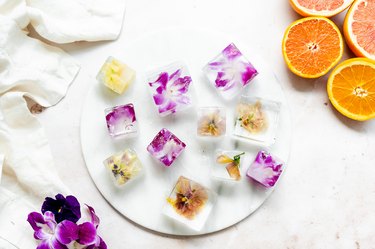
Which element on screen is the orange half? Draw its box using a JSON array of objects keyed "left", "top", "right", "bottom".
[
  {"left": 282, "top": 17, "right": 344, "bottom": 78},
  {"left": 327, "top": 58, "right": 375, "bottom": 121},
  {"left": 290, "top": 0, "right": 355, "bottom": 17},
  {"left": 344, "top": 0, "right": 375, "bottom": 60}
]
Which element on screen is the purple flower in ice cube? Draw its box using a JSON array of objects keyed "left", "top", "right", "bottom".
[
  {"left": 149, "top": 69, "right": 192, "bottom": 115},
  {"left": 27, "top": 211, "right": 79, "bottom": 249},
  {"left": 208, "top": 43, "right": 258, "bottom": 91},
  {"left": 41, "top": 194, "right": 81, "bottom": 223},
  {"left": 147, "top": 128, "right": 186, "bottom": 167},
  {"left": 105, "top": 104, "right": 137, "bottom": 137},
  {"left": 246, "top": 151, "right": 283, "bottom": 188}
]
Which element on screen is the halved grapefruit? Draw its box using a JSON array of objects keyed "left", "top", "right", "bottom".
[
  {"left": 344, "top": 0, "right": 375, "bottom": 60},
  {"left": 290, "top": 0, "right": 355, "bottom": 17}
]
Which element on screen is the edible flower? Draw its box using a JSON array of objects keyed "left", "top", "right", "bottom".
[
  {"left": 208, "top": 43, "right": 258, "bottom": 91},
  {"left": 149, "top": 69, "right": 192, "bottom": 115},
  {"left": 42, "top": 194, "right": 81, "bottom": 223},
  {"left": 27, "top": 211, "right": 79, "bottom": 249},
  {"left": 216, "top": 152, "right": 245, "bottom": 180},
  {"left": 197, "top": 110, "right": 226, "bottom": 136},
  {"left": 28, "top": 194, "right": 106, "bottom": 249},
  {"left": 237, "top": 101, "right": 267, "bottom": 133},
  {"left": 167, "top": 176, "right": 208, "bottom": 219}
]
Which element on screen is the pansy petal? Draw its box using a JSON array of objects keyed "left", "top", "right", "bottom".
[
  {"left": 51, "top": 237, "right": 69, "bottom": 249},
  {"left": 36, "top": 240, "right": 50, "bottom": 249},
  {"left": 154, "top": 72, "right": 168, "bottom": 88},
  {"left": 34, "top": 228, "right": 49, "bottom": 240},
  {"left": 78, "top": 222, "right": 97, "bottom": 245},
  {"left": 170, "top": 76, "right": 191, "bottom": 94},
  {"left": 55, "top": 220, "right": 79, "bottom": 245},
  {"left": 174, "top": 95, "right": 190, "bottom": 105},
  {"left": 97, "top": 237, "right": 107, "bottom": 249},
  {"left": 159, "top": 100, "right": 176, "bottom": 114},
  {"left": 27, "top": 212, "right": 45, "bottom": 231},
  {"left": 153, "top": 93, "right": 165, "bottom": 105},
  {"left": 241, "top": 65, "right": 258, "bottom": 85},
  {"left": 222, "top": 43, "right": 241, "bottom": 60},
  {"left": 169, "top": 69, "right": 181, "bottom": 81},
  {"left": 86, "top": 205, "right": 100, "bottom": 228},
  {"left": 65, "top": 195, "right": 81, "bottom": 222},
  {"left": 43, "top": 211, "right": 57, "bottom": 231}
]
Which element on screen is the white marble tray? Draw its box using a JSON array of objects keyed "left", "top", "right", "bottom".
[{"left": 80, "top": 29, "right": 291, "bottom": 235}]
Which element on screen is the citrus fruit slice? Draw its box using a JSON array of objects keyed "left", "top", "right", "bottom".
[
  {"left": 282, "top": 17, "right": 344, "bottom": 78},
  {"left": 327, "top": 58, "right": 375, "bottom": 121},
  {"left": 289, "top": 0, "right": 355, "bottom": 17},
  {"left": 344, "top": 0, "right": 375, "bottom": 60}
]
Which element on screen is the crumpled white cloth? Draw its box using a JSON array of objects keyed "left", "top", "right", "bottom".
[
  {"left": 0, "top": 17, "right": 79, "bottom": 248},
  {"left": 27, "top": 0, "right": 126, "bottom": 43},
  {"left": 0, "top": 1, "right": 125, "bottom": 248}
]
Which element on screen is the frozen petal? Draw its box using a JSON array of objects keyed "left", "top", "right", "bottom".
[
  {"left": 158, "top": 100, "right": 176, "bottom": 114},
  {"left": 55, "top": 220, "right": 79, "bottom": 245},
  {"left": 174, "top": 95, "right": 190, "bottom": 105},
  {"left": 77, "top": 222, "right": 97, "bottom": 245},
  {"left": 222, "top": 43, "right": 241, "bottom": 60},
  {"left": 169, "top": 69, "right": 181, "bottom": 81},
  {"left": 241, "top": 65, "right": 258, "bottom": 86},
  {"left": 153, "top": 93, "right": 165, "bottom": 105},
  {"left": 170, "top": 76, "right": 191, "bottom": 94},
  {"left": 154, "top": 72, "right": 168, "bottom": 88}
]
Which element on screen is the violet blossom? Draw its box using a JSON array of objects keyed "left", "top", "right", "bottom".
[
  {"left": 42, "top": 194, "right": 81, "bottom": 223},
  {"left": 148, "top": 67, "right": 192, "bottom": 116},
  {"left": 28, "top": 194, "right": 106, "bottom": 249}
]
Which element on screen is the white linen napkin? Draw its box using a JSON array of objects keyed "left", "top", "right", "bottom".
[
  {"left": 27, "top": 0, "right": 126, "bottom": 43},
  {"left": 0, "top": 16, "right": 79, "bottom": 248},
  {"left": 0, "top": 0, "right": 126, "bottom": 247}
]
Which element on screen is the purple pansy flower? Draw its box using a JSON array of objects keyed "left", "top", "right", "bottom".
[
  {"left": 42, "top": 194, "right": 81, "bottom": 223},
  {"left": 148, "top": 65, "right": 192, "bottom": 116},
  {"left": 203, "top": 43, "right": 258, "bottom": 100},
  {"left": 246, "top": 151, "right": 283, "bottom": 188},
  {"left": 76, "top": 205, "right": 106, "bottom": 249},
  {"left": 28, "top": 194, "right": 107, "bottom": 249},
  {"left": 27, "top": 211, "right": 78, "bottom": 249},
  {"left": 147, "top": 128, "right": 186, "bottom": 167}
]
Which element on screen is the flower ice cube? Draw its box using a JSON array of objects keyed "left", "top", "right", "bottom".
[
  {"left": 233, "top": 95, "right": 281, "bottom": 146},
  {"left": 147, "top": 62, "right": 193, "bottom": 117},
  {"left": 212, "top": 150, "right": 245, "bottom": 181},
  {"left": 97, "top": 56, "right": 135, "bottom": 94},
  {"left": 203, "top": 43, "right": 258, "bottom": 100},
  {"left": 197, "top": 107, "right": 226, "bottom": 137},
  {"left": 147, "top": 128, "right": 186, "bottom": 167},
  {"left": 163, "top": 176, "right": 217, "bottom": 231},
  {"left": 105, "top": 103, "right": 137, "bottom": 138},
  {"left": 103, "top": 149, "right": 143, "bottom": 187},
  {"left": 246, "top": 151, "right": 283, "bottom": 188}
]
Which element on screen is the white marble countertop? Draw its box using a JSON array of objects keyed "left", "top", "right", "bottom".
[{"left": 37, "top": 0, "right": 375, "bottom": 248}]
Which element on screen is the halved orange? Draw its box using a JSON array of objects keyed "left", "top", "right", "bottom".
[
  {"left": 344, "top": 0, "right": 375, "bottom": 60},
  {"left": 327, "top": 58, "right": 375, "bottom": 121},
  {"left": 282, "top": 17, "right": 344, "bottom": 78},
  {"left": 289, "top": 0, "right": 355, "bottom": 17}
]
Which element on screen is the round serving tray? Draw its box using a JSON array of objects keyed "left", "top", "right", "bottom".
[{"left": 81, "top": 28, "right": 291, "bottom": 235}]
